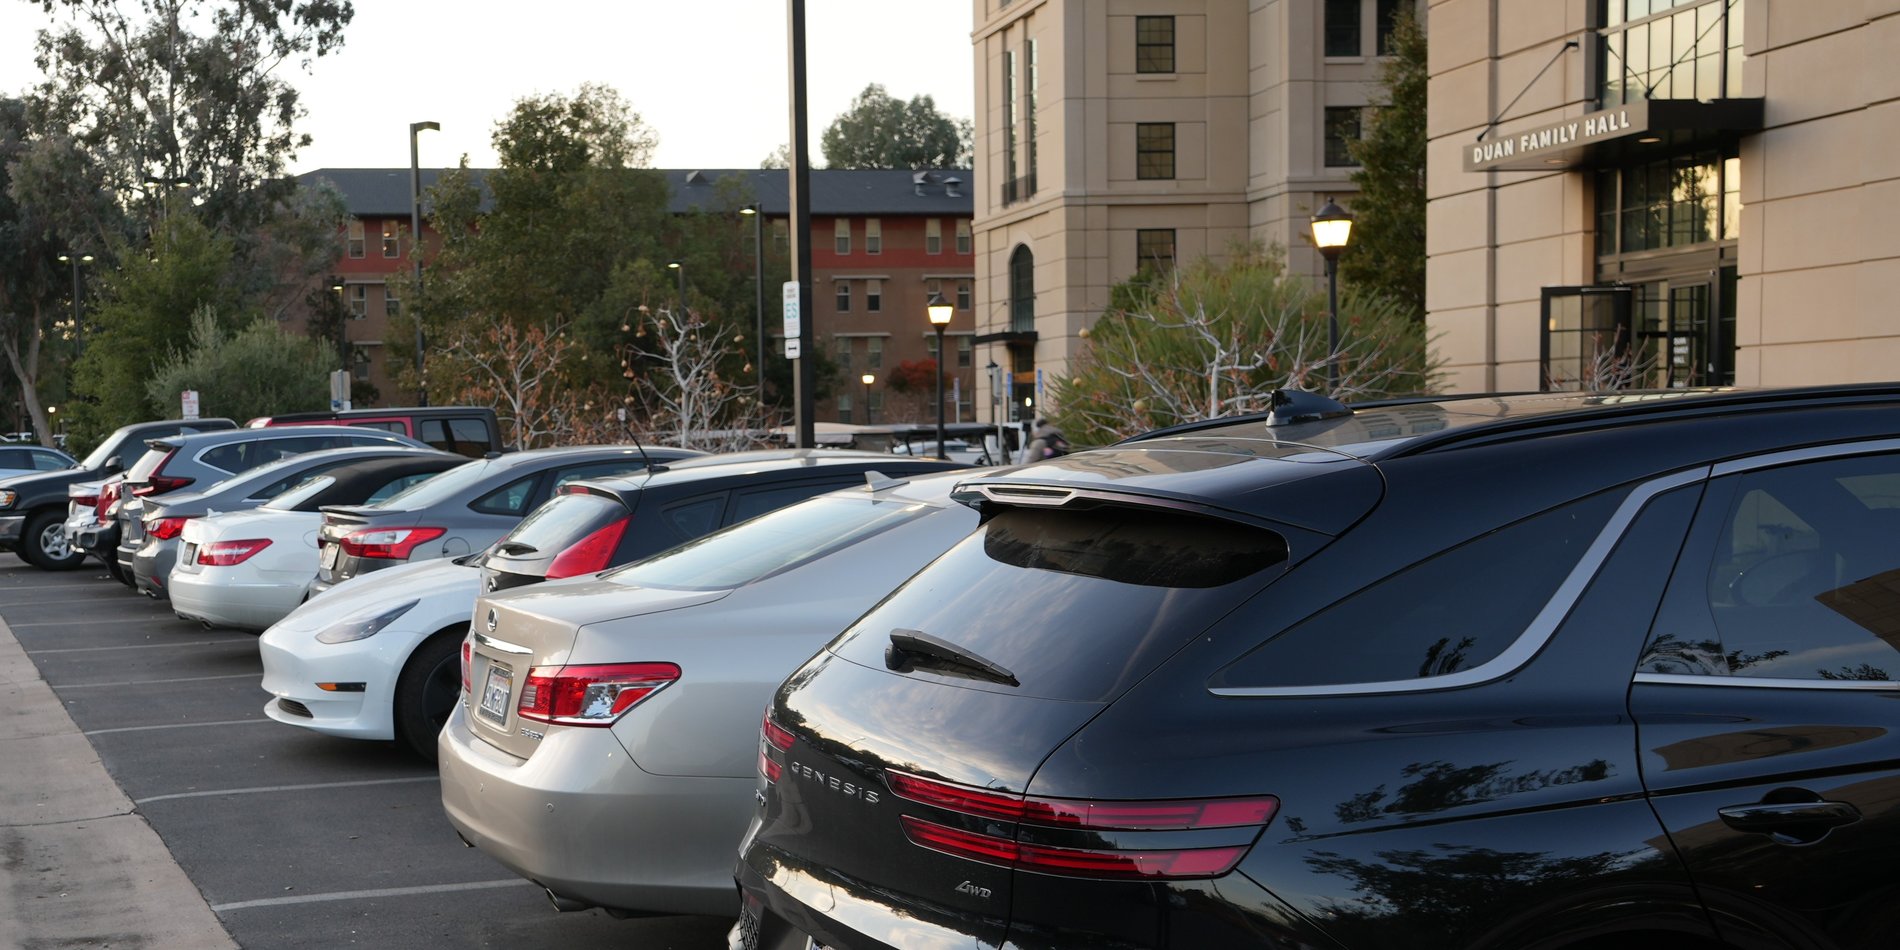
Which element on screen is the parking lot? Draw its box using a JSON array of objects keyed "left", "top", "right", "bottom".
[{"left": 0, "top": 552, "right": 732, "bottom": 949}]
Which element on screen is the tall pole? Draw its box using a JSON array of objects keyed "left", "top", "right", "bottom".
[
  {"left": 409, "top": 121, "right": 439, "bottom": 407},
  {"left": 933, "top": 324, "right": 948, "bottom": 459},
  {"left": 751, "top": 207, "right": 765, "bottom": 395},
  {"left": 674, "top": 262, "right": 688, "bottom": 315},
  {"left": 1325, "top": 256, "right": 1339, "bottom": 392},
  {"left": 787, "top": 0, "right": 816, "bottom": 448}
]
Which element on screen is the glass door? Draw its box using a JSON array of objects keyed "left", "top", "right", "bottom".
[{"left": 1540, "top": 285, "right": 1634, "bottom": 391}]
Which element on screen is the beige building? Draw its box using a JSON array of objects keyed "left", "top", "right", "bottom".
[
  {"left": 1429, "top": 0, "right": 1899, "bottom": 392},
  {"left": 969, "top": 0, "right": 1411, "bottom": 421}
]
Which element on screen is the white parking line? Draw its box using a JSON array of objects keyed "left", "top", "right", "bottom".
[
  {"left": 30, "top": 639, "right": 252, "bottom": 654},
  {"left": 0, "top": 596, "right": 163, "bottom": 607},
  {"left": 9, "top": 617, "right": 170, "bottom": 628},
  {"left": 210, "top": 879, "right": 528, "bottom": 912},
  {"left": 136, "top": 776, "right": 438, "bottom": 804},
  {"left": 84, "top": 718, "right": 269, "bottom": 736},
  {"left": 59, "top": 673, "right": 261, "bottom": 689}
]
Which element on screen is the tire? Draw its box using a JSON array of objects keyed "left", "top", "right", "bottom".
[
  {"left": 393, "top": 630, "right": 464, "bottom": 761},
  {"left": 20, "top": 510, "right": 84, "bottom": 571}
]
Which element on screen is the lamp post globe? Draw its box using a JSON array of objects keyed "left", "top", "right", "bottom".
[
  {"left": 926, "top": 293, "right": 954, "bottom": 459},
  {"left": 1310, "top": 197, "right": 1355, "bottom": 392}
]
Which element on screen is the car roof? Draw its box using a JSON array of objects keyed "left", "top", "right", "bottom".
[
  {"left": 569, "top": 448, "right": 966, "bottom": 493},
  {"left": 465, "top": 444, "right": 704, "bottom": 470},
  {"left": 145, "top": 425, "right": 421, "bottom": 451}
]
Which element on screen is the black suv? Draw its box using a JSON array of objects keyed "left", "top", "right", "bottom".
[{"left": 738, "top": 386, "right": 1900, "bottom": 950}]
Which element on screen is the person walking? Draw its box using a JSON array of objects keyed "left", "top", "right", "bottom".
[{"left": 1020, "top": 418, "right": 1070, "bottom": 463}]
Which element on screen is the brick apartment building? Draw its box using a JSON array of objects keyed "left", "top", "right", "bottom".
[{"left": 295, "top": 167, "right": 977, "bottom": 425}]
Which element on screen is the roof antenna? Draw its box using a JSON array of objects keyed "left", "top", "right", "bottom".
[{"left": 619, "top": 405, "right": 668, "bottom": 475}]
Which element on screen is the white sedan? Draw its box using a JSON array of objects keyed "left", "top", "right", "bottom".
[
  {"left": 169, "top": 454, "right": 463, "bottom": 631},
  {"left": 258, "top": 555, "right": 481, "bottom": 754}
]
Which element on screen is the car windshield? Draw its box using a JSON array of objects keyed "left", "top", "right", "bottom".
[
  {"left": 262, "top": 475, "right": 335, "bottom": 511},
  {"left": 371, "top": 456, "right": 498, "bottom": 509},
  {"left": 603, "top": 494, "right": 937, "bottom": 591}
]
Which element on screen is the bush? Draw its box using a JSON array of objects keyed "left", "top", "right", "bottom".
[{"left": 144, "top": 308, "right": 334, "bottom": 422}]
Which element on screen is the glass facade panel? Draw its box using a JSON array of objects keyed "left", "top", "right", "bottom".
[{"left": 1599, "top": 0, "right": 1743, "bottom": 105}]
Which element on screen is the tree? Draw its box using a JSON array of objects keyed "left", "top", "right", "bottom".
[
  {"left": 143, "top": 308, "right": 332, "bottom": 423},
  {"left": 820, "top": 84, "right": 972, "bottom": 169},
  {"left": 626, "top": 302, "right": 775, "bottom": 452},
  {"left": 24, "top": 0, "right": 355, "bottom": 240},
  {"left": 1049, "top": 245, "right": 1439, "bottom": 446},
  {"left": 1342, "top": 4, "right": 1427, "bottom": 317},
  {"left": 760, "top": 144, "right": 791, "bottom": 169},
  {"left": 437, "top": 320, "right": 601, "bottom": 451}
]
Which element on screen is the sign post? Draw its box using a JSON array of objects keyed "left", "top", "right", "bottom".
[{"left": 180, "top": 390, "right": 200, "bottom": 421}]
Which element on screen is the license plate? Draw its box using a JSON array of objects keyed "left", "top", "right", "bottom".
[
  {"left": 320, "top": 542, "right": 340, "bottom": 571},
  {"left": 128, "top": 520, "right": 144, "bottom": 541},
  {"left": 180, "top": 542, "right": 196, "bottom": 567},
  {"left": 477, "top": 664, "right": 513, "bottom": 725}
]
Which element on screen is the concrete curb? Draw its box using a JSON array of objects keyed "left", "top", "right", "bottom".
[{"left": 0, "top": 612, "right": 239, "bottom": 950}]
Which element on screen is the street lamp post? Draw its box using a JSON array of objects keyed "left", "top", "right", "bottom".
[
  {"left": 409, "top": 120, "right": 440, "bottom": 407},
  {"left": 1310, "top": 197, "right": 1356, "bottom": 393},
  {"left": 56, "top": 253, "right": 93, "bottom": 354},
  {"left": 926, "top": 293, "right": 953, "bottom": 459},
  {"left": 860, "top": 373, "right": 874, "bottom": 423},
  {"left": 328, "top": 274, "right": 347, "bottom": 368},
  {"left": 740, "top": 204, "right": 765, "bottom": 394},
  {"left": 666, "top": 260, "right": 688, "bottom": 317}
]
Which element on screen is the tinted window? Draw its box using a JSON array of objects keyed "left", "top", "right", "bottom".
[
  {"left": 125, "top": 447, "right": 171, "bottom": 481},
  {"left": 449, "top": 418, "right": 490, "bottom": 453},
  {"left": 662, "top": 495, "right": 726, "bottom": 538},
  {"left": 551, "top": 458, "right": 646, "bottom": 488},
  {"left": 31, "top": 450, "right": 67, "bottom": 471},
  {"left": 365, "top": 473, "right": 437, "bottom": 505},
  {"left": 1214, "top": 491, "right": 1619, "bottom": 689},
  {"left": 376, "top": 457, "right": 499, "bottom": 509},
  {"left": 831, "top": 506, "right": 1288, "bottom": 702},
  {"left": 246, "top": 457, "right": 359, "bottom": 501},
  {"left": 501, "top": 492, "right": 626, "bottom": 555},
  {"left": 0, "top": 449, "right": 22, "bottom": 468},
  {"left": 1638, "top": 453, "right": 1900, "bottom": 682},
  {"left": 349, "top": 420, "right": 408, "bottom": 434},
  {"left": 201, "top": 436, "right": 338, "bottom": 474},
  {"left": 262, "top": 476, "right": 335, "bottom": 511},
  {"left": 420, "top": 419, "right": 450, "bottom": 446},
  {"left": 472, "top": 475, "right": 538, "bottom": 516},
  {"left": 607, "top": 495, "right": 936, "bottom": 591},
  {"left": 729, "top": 480, "right": 854, "bottom": 523}
]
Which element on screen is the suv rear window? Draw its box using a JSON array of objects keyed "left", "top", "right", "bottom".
[
  {"left": 499, "top": 491, "right": 626, "bottom": 555},
  {"left": 1211, "top": 490, "right": 1621, "bottom": 690},
  {"left": 606, "top": 494, "right": 937, "bottom": 591},
  {"left": 125, "top": 447, "right": 172, "bottom": 482},
  {"left": 830, "top": 505, "right": 1288, "bottom": 702}
]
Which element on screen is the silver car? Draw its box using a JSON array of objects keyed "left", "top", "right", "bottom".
[{"left": 439, "top": 471, "right": 980, "bottom": 917}]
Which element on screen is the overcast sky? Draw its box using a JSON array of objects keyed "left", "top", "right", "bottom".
[{"left": 0, "top": 0, "right": 977, "bottom": 173}]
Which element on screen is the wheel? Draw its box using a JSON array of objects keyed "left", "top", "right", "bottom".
[
  {"left": 393, "top": 630, "right": 464, "bottom": 761},
  {"left": 20, "top": 510, "right": 84, "bottom": 570}
]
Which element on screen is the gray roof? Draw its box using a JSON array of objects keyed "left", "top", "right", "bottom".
[{"left": 298, "top": 167, "right": 971, "bottom": 218}]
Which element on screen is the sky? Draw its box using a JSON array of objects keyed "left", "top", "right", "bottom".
[{"left": 0, "top": 0, "right": 977, "bottom": 173}]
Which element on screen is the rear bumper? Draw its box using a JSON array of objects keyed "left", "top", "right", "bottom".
[
  {"left": 75, "top": 523, "right": 119, "bottom": 558},
  {"left": 170, "top": 571, "right": 302, "bottom": 632},
  {"left": 131, "top": 541, "right": 177, "bottom": 597},
  {"left": 438, "top": 702, "right": 745, "bottom": 918}
]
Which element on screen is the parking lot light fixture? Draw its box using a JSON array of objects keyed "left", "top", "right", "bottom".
[
  {"left": 56, "top": 253, "right": 94, "bottom": 353},
  {"left": 410, "top": 120, "right": 440, "bottom": 406},
  {"left": 1310, "top": 197, "right": 1354, "bottom": 392},
  {"left": 861, "top": 373, "right": 875, "bottom": 423},
  {"left": 926, "top": 293, "right": 953, "bottom": 459},
  {"left": 667, "top": 260, "right": 688, "bottom": 317}
]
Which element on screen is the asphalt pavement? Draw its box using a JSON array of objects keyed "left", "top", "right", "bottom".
[{"left": 0, "top": 552, "right": 733, "bottom": 949}]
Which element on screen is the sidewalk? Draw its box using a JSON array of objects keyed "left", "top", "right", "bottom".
[{"left": 0, "top": 613, "right": 238, "bottom": 950}]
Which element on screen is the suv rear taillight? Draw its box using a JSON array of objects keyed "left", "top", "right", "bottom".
[
  {"left": 759, "top": 712, "right": 796, "bottom": 783},
  {"left": 146, "top": 516, "right": 193, "bottom": 540},
  {"left": 887, "top": 770, "right": 1277, "bottom": 881},
  {"left": 544, "top": 517, "right": 630, "bottom": 579},
  {"left": 515, "top": 662, "right": 680, "bottom": 727},
  {"left": 197, "top": 538, "right": 271, "bottom": 565},
  {"left": 336, "top": 526, "right": 446, "bottom": 560},
  {"left": 130, "top": 452, "right": 192, "bottom": 496}
]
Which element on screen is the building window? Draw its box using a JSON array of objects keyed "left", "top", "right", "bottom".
[
  {"left": 835, "top": 336, "right": 853, "bottom": 370},
  {"left": 955, "top": 220, "right": 972, "bottom": 254},
  {"left": 1375, "top": 0, "right": 1403, "bottom": 55},
  {"left": 1136, "top": 16, "right": 1175, "bottom": 73},
  {"left": 837, "top": 393, "right": 853, "bottom": 424},
  {"left": 957, "top": 280, "right": 972, "bottom": 311},
  {"left": 866, "top": 279, "right": 882, "bottom": 313},
  {"left": 867, "top": 336, "right": 883, "bottom": 369},
  {"left": 1025, "top": 38, "right": 1039, "bottom": 195},
  {"left": 1325, "top": 0, "right": 1362, "bottom": 56},
  {"left": 773, "top": 219, "right": 789, "bottom": 251},
  {"left": 1595, "top": 149, "right": 1738, "bottom": 256},
  {"left": 384, "top": 286, "right": 400, "bottom": 318},
  {"left": 351, "top": 346, "right": 371, "bottom": 382},
  {"left": 1136, "top": 123, "right": 1175, "bottom": 179},
  {"left": 1599, "top": 0, "right": 1744, "bottom": 106},
  {"left": 927, "top": 278, "right": 942, "bottom": 301},
  {"left": 834, "top": 218, "right": 851, "bottom": 255},
  {"left": 348, "top": 284, "right": 367, "bottom": 319},
  {"left": 1324, "top": 107, "right": 1363, "bottom": 167},
  {"left": 835, "top": 279, "right": 852, "bottom": 312},
  {"left": 1136, "top": 229, "right": 1176, "bottom": 273},
  {"left": 1009, "top": 245, "right": 1035, "bottom": 332},
  {"left": 926, "top": 219, "right": 942, "bottom": 254},
  {"left": 347, "top": 220, "right": 365, "bottom": 258},
  {"left": 926, "top": 334, "right": 940, "bottom": 360},
  {"left": 381, "top": 221, "right": 399, "bottom": 258},
  {"left": 957, "top": 335, "right": 973, "bottom": 368},
  {"left": 866, "top": 218, "right": 882, "bottom": 255},
  {"left": 1002, "top": 50, "right": 1017, "bottom": 196}
]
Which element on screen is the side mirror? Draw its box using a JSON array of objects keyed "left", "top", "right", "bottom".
[{"left": 104, "top": 455, "right": 122, "bottom": 473}]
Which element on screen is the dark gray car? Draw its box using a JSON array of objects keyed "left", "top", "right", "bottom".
[
  {"left": 309, "top": 445, "right": 703, "bottom": 597},
  {"left": 130, "top": 445, "right": 457, "bottom": 597},
  {"left": 116, "top": 426, "right": 429, "bottom": 595}
]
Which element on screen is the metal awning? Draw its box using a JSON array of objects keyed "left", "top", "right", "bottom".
[{"left": 1465, "top": 98, "right": 1764, "bottom": 172}]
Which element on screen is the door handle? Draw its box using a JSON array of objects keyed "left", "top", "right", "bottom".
[{"left": 1718, "top": 788, "right": 1860, "bottom": 844}]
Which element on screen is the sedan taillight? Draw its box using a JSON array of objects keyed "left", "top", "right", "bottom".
[
  {"left": 887, "top": 770, "right": 1277, "bottom": 881},
  {"left": 336, "top": 526, "right": 446, "bottom": 560},
  {"left": 515, "top": 662, "right": 679, "bottom": 727},
  {"left": 197, "top": 538, "right": 272, "bottom": 566},
  {"left": 759, "top": 711, "right": 796, "bottom": 783},
  {"left": 146, "top": 516, "right": 192, "bottom": 540},
  {"left": 460, "top": 639, "right": 472, "bottom": 694}
]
